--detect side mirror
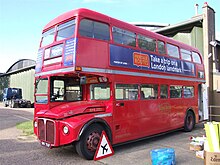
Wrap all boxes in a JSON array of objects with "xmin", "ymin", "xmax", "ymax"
[{"xmin": 80, "ymin": 76, "xmax": 86, "ymax": 85}]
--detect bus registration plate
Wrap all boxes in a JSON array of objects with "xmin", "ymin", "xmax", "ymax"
[{"xmin": 41, "ymin": 141, "xmax": 52, "ymax": 148}]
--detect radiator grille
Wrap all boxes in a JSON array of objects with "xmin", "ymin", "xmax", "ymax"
[
  {"xmin": 38, "ymin": 119, "xmax": 45, "ymax": 141},
  {"xmin": 38, "ymin": 119, "xmax": 55, "ymax": 144},
  {"xmin": 46, "ymin": 120, "xmax": 55, "ymax": 143}
]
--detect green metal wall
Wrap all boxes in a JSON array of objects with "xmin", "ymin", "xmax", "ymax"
[
  {"xmin": 191, "ymin": 27, "xmax": 204, "ymax": 55},
  {"xmin": 172, "ymin": 32, "xmax": 191, "ymax": 46},
  {"xmin": 172, "ymin": 27, "xmax": 204, "ymax": 56},
  {"xmin": 10, "ymin": 69, "xmax": 35, "ymax": 103},
  {"xmin": 0, "ymin": 76, "xmax": 9, "ymax": 101}
]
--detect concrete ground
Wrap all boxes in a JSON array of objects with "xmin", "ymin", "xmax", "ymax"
[{"xmin": 0, "ymin": 103, "xmax": 205, "ymax": 165}]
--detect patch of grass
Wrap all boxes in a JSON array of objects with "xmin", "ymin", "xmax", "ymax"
[{"xmin": 16, "ymin": 120, "xmax": 34, "ymax": 136}]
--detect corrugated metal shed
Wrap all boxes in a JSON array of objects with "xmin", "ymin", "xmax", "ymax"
[
  {"xmin": 0, "ymin": 59, "xmax": 35, "ymax": 103},
  {"xmin": 10, "ymin": 69, "xmax": 35, "ymax": 103}
]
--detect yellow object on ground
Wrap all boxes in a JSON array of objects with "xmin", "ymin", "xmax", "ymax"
[{"xmin": 204, "ymin": 122, "xmax": 220, "ymax": 152}]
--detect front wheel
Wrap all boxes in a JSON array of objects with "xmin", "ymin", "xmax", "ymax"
[
  {"xmin": 184, "ymin": 111, "xmax": 195, "ymax": 132},
  {"xmin": 3, "ymin": 101, "xmax": 8, "ymax": 107},
  {"xmin": 75, "ymin": 124, "xmax": 104, "ymax": 160},
  {"xmin": 10, "ymin": 100, "xmax": 18, "ymax": 108}
]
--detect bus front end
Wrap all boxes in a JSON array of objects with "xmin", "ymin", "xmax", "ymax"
[
  {"xmin": 34, "ymin": 76, "xmax": 83, "ymax": 148},
  {"xmin": 34, "ymin": 75, "xmax": 112, "ymax": 149}
]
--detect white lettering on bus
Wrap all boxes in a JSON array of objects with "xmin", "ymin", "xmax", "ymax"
[
  {"xmin": 150, "ymin": 55, "xmax": 160, "ymax": 63},
  {"xmin": 151, "ymin": 63, "xmax": 166, "ymax": 71}
]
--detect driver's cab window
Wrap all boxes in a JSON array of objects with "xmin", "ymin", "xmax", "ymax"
[
  {"xmin": 50, "ymin": 77, "xmax": 82, "ymax": 102},
  {"xmin": 52, "ymin": 80, "xmax": 65, "ymax": 101}
]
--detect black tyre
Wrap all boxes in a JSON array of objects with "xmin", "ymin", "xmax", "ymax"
[
  {"xmin": 3, "ymin": 102, "xmax": 8, "ymax": 107},
  {"xmin": 75, "ymin": 124, "xmax": 104, "ymax": 160},
  {"xmin": 10, "ymin": 100, "xmax": 18, "ymax": 108},
  {"xmin": 9, "ymin": 100, "xmax": 14, "ymax": 108},
  {"xmin": 26, "ymin": 102, "xmax": 31, "ymax": 108},
  {"xmin": 184, "ymin": 111, "xmax": 195, "ymax": 132}
]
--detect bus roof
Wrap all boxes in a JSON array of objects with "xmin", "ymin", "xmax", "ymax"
[{"xmin": 43, "ymin": 8, "xmax": 201, "ymax": 53}]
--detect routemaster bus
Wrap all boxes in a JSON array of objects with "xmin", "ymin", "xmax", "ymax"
[{"xmin": 34, "ymin": 8, "xmax": 206, "ymax": 160}]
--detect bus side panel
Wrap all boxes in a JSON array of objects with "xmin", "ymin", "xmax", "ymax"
[
  {"xmin": 169, "ymin": 99, "xmax": 186, "ymax": 129},
  {"xmin": 169, "ymin": 99, "xmax": 198, "ymax": 129},
  {"xmin": 76, "ymin": 38, "xmax": 109, "ymax": 68},
  {"xmin": 113, "ymin": 100, "xmax": 141, "ymax": 144},
  {"xmin": 139, "ymin": 99, "xmax": 171, "ymax": 135}
]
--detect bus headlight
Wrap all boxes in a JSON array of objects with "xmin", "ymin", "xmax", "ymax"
[
  {"xmin": 63, "ymin": 126, "xmax": 69, "ymax": 134},
  {"xmin": 34, "ymin": 121, "xmax": 38, "ymax": 128}
]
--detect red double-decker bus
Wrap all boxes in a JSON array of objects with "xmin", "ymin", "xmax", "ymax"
[{"xmin": 34, "ymin": 8, "xmax": 206, "ymax": 159}]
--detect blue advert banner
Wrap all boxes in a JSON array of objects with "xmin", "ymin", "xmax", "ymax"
[
  {"xmin": 110, "ymin": 44, "xmax": 195, "ymax": 76},
  {"xmin": 64, "ymin": 38, "xmax": 77, "ymax": 67},
  {"xmin": 35, "ymin": 49, "xmax": 43, "ymax": 73}
]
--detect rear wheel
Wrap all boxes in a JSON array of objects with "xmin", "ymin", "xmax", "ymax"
[
  {"xmin": 26, "ymin": 102, "xmax": 32, "ymax": 108},
  {"xmin": 75, "ymin": 124, "xmax": 104, "ymax": 160},
  {"xmin": 184, "ymin": 111, "xmax": 195, "ymax": 132}
]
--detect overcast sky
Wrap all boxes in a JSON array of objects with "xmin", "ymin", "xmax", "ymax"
[{"xmin": 0, "ymin": 0, "xmax": 219, "ymax": 73}]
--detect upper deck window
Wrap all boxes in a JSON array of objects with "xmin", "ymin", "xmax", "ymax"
[
  {"xmin": 112, "ymin": 27, "xmax": 136, "ymax": 47},
  {"xmin": 138, "ymin": 35, "xmax": 156, "ymax": 52},
  {"xmin": 57, "ymin": 19, "xmax": 76, "ymax": 41},
  {"xmin": 79, "ymin": 19, "xmax": 110, "ymax": 41},
  {"xmin": 41, "ymin": 28, "xmax": 55, "ymax": 47},
  {"xmin": 167, "ymin": 44, "xmax": 180, "ymax": 58},
  {"xmin": 192, "ymin": 52, "xmax": 202, "ymax": 64},
  {"xmin": 158, "ymin": 40, "xmax": 166, "ymax": 54},
  {"xmin": 181, "ymin": 49, "xmax": 192, "ymax": 61}
]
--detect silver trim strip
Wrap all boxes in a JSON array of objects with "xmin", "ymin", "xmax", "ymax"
[
  {"xmin": 35, "ymin": 67, "xmax": 74, "ymax": 77},
  {"xmin": 82, "ymin": 67, "xmax": 205, "ymax": 83},
  {"xmin": 35, "ymin": 66, "xmax": 205, "ymax": 83},
  {"xmin": 95, "ymin": 113, "xmax": 112, "ymax": 118}
]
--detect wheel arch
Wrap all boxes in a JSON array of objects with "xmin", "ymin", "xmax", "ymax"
[
  {"xmin": 78, "ymin": 118, "xmax": 112, "ymax": 143},
  {"xmin": 183, "ymin": 108, "xmax": 196, "ymax": 132},
  {"xmin": 185, "ymin": 108, "xmax": 196, "ymax": 123}
]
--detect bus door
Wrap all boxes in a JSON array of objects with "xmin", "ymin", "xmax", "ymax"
[
  {"xmin": 113, "ymin": 84, "xmax": 140, "ymax": 144},
  {"xmin": 198, "ymin": 84, "xmax": 208, "ymax": 120}
]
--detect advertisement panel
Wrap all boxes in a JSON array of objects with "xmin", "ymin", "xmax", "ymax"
[
  {"xmin": 63, "ymin": 38, "xmax": 77, "ymax": 67},
  {"xmin": 110, "ymin": 45, "xmax": 195, "ymax": 76},
  {"xmin": 35, "ymin": 49, "xmax": 43, "ymax": 73}
]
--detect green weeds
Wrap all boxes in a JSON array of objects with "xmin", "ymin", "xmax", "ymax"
[{"xmin": 16, "ymin": 120, "xmax": 34, "ymax": 136}]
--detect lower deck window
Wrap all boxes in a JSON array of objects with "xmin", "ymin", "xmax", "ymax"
[
  {"xmin": 90, "ymin": 84, "xmax": 110, "ymax": 100},
  {"xmin": 170, "ymin": 86, "xmax": 182, "ymax": 98},
  {"xmin": 183, "ymin": 86, "xmax": 194, "ymax": 98},
  {"xmin": 141, "ymin": 84, "xmax": 158, "ymax": 99},
  {"xmin": 115, "ymin": 84, "xmax": 138, "ymax": 100},
  {"xmin": 160, "ymin": 84, "xmax": 168, "ymax": 99}
]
